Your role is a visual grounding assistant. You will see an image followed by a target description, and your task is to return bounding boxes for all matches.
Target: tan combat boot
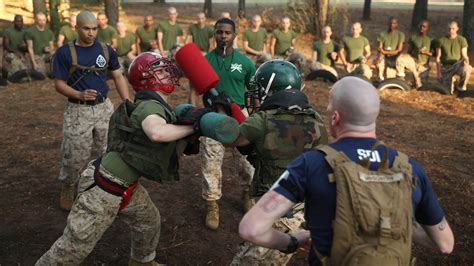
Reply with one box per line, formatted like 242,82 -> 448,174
129,259 -> 165,266
242,191 -> 254,212
205,200 -> 219,230
59,185 -> 76,211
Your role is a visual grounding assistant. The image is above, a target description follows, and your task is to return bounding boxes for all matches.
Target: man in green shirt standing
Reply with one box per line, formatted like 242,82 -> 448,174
116,21 -> 137,74
97,12 -> 118,49
57,13 -> 78,47
158,7 -> 184,57
136,15 -> 159,54
2,15 -> 29,78
436,21 -> 472,93
243,15 -> 268,60
375,17 -> 405,81
339,22 -> 372,80
25,12 -> 54,76
396,20 -> 433,88
186,12 -> 214,54
311,25 -> 339,78
270,17 -> 297,58
201,18 -> 255,230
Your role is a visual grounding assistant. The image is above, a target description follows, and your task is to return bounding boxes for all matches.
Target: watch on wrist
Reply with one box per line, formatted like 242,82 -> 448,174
280,234 -> 299,254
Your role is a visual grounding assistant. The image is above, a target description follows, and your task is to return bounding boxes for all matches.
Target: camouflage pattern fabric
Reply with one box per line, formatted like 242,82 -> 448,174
36,160 -> 160,264
58,98 -> 114,186
33,54 -> 50,76
395,55 -> 429,86
440,62 -> 472,92
376,56 -> 398,80
346,62 -> 372,80
200,137 -> 255,200
231,205 -> 305,265
3,52 -> 29,77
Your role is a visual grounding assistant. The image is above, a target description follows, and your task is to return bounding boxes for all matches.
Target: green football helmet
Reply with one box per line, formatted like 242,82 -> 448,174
245,60 -> 302,114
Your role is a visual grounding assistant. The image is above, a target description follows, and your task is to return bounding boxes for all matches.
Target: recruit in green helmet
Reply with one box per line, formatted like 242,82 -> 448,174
245,59 -> 302,114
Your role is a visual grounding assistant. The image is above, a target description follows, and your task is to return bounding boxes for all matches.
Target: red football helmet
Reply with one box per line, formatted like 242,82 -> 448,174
128,52 -> 180,94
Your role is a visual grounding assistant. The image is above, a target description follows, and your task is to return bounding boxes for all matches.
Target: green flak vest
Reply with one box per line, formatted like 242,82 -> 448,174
251,107 -> 328,197
106,97 -> 179,182
317,143 -> 416,266
66,41 -> 109,87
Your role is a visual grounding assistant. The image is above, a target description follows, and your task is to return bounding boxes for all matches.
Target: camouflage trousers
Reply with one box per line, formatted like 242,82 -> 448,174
395,55 -> 429,88
310,61 -> 339,78
440,62 -> 472,92
32,54 -> 51,76
118,55 -> 134,75
346,62 -> 373,80
36,161 -> 161,265
231,204 -> 305,265
2,52 -> 29,77
375,56 -> 398,80
201,136 -> 255,200
58,98 -> 114,187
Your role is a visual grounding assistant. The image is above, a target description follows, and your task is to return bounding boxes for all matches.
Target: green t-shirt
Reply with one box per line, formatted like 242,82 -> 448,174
159,21 -> 183,51
3,27 -> 26,52
206,49 -> 256,106
188,24 -> 213,52
117,32 -> 136,56
342,35 -> 369,63
102,100 -> 169,183
272,29 -> 297,56
59,25 -> 78,44
97,25 -> 118,46
136,25 -> 158,52
377,30 -> 405,60
437,35 -> 468,65
243,28 -> 267,54
24,26 -> 54,55
312,40 -> 339,66
409,34 -> 433,65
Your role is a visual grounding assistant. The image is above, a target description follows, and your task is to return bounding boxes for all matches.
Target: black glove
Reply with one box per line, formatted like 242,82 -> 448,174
176,106 -> 213,134
202,91 -> 232,116
183,134 -> 200,155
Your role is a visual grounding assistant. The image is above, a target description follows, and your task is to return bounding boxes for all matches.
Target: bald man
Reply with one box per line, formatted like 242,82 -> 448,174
339,22 -> 372,80
238,77 -> 454,265
436,21 -> 472,93
25,12 -> 55,75
158,7 -> 183,57
51,11 -> 129,212
97,12 -> 118,49
57,14 -> 78,47
311,25 -> 339,77
270,17 -> 297,58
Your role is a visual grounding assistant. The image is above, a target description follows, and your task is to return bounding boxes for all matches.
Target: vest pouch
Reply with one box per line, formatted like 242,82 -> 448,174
342,244 -> 404,266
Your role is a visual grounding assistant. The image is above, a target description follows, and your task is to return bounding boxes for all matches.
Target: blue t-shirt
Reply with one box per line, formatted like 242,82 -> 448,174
52,41 -> 120,98
274,137 -> 445,265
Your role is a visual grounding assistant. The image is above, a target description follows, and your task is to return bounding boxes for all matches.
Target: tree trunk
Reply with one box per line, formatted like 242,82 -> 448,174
33,0 -> 47,15
105,0 -> 119,26
204,0 -> 213,18
314,0 -> 329,37
49,0 -> 61,36
362,0 -> 371,20
238,0 -> 246,19
464,0 -> 474,52
411,0 -> 428,31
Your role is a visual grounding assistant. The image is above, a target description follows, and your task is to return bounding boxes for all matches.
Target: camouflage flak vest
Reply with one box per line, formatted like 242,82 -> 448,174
251,107 -> 328,197
317,142 -> 416,266
107,94 -> 179,182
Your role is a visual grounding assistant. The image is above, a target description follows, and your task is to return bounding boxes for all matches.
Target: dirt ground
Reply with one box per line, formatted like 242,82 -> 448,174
1,3 -> 473,265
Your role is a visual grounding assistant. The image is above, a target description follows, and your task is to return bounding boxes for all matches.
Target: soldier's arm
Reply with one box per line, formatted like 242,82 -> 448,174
244,41 -> 261,55
226,134 -> 250,147
142,114 -> 194,142
413,217 -> 454,254
111,38 -> 118,50
57,34 -> 65,47
270,37 -> 276,58
364,44 -> 371,59
461,46 -> 469,65
128,43 -> 137,59
157,31 -> 165,54
3,36 -> 14,53
435,47 -> 442,81
110,68 -> 130,101
311,51 -> 318,64
339,48 -> 347,66
135,36 -> 142,54
209,38 -> 216,51
26,39 -> 37,69
239,190 -> 310,250
54,79 -> 98,101
186,34 -> 193,44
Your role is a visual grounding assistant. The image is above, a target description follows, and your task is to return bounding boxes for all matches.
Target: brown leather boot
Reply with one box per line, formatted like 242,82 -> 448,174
242,191 -> 254,212
59,185 -> 76,211
205,200 -> 219,230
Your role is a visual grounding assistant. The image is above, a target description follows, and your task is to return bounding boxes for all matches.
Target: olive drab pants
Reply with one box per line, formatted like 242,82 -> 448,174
200,137 -> 255,200
231,204 -> 305,265
440,62 -> 472,92
36,161 -> 160,265
58,99 -> 114,187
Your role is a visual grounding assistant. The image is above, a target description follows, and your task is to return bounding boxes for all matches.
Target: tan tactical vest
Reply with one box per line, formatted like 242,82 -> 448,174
317,143 -> 416,266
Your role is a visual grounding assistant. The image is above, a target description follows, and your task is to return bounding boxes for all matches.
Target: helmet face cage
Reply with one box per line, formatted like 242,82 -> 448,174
245,78 -> 265,115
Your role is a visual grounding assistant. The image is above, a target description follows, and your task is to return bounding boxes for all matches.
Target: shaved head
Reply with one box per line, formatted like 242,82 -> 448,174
329,77 -> 380,133
77,11 -> 97,27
